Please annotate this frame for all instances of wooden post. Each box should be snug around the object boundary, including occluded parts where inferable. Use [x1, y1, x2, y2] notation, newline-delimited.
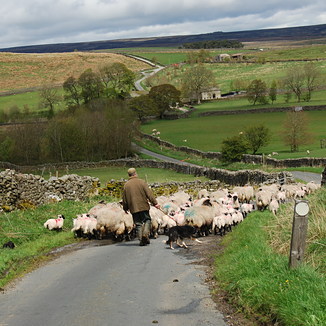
[289, 200, 309, 269]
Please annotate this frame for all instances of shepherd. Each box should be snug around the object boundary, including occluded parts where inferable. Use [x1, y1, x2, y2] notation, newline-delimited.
[122, 168, 160, 246]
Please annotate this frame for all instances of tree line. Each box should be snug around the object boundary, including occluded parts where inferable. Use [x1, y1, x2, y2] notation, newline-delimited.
[182, 40, 244, 49]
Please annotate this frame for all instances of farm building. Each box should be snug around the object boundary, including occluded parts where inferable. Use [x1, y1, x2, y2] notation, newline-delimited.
[201, 87, 221, 101]
[215, 54, 231, 62]
[231, 53, 244, 60]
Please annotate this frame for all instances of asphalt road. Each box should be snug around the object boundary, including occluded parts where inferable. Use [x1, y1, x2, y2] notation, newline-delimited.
[0, 238, 227, 326]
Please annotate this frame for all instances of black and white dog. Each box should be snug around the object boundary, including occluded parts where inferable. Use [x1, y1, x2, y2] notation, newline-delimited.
[166, 225, 202, 250]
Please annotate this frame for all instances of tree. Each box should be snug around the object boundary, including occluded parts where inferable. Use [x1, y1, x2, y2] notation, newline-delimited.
[243, 125, 271, 154]
[246, 79, 268, 105]
[63, 76, 82, 109]
[128, 95, 157, 122]
[78, 69, 103, 104]
[221, 134, 249, 163]
[149, 84, 181, 119]
[282, 66, 305, 102]
[39, 85, 61, 119]
[269, 80, 277, 104]
[303, 62, 320, 102]
[181, 64, 216, 104]
[0, 136, 14, 162]
[99, 63, 135, 98]
[281, 110, 313, 152]
[230, 79, 249, 92]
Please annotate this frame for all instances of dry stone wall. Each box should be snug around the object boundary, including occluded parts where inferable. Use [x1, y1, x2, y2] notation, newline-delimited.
[141, 133, 326, 167]
[322, 167, 326, 187]
[0, 169, 99, 212]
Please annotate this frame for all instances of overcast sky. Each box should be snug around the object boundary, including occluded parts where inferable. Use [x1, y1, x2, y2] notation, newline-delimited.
[1, 0, 325, 49]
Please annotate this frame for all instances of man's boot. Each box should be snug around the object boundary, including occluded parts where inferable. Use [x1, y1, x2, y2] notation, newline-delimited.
[142, 219, 151, 245]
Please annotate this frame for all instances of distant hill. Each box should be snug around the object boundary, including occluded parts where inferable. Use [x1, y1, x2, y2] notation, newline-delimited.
[1, 23, 326, 53]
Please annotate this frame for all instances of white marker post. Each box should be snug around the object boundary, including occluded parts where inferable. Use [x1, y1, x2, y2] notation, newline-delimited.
[289, 200, 310, 269]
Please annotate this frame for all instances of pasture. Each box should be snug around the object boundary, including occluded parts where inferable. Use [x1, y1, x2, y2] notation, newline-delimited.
[155, 60, 326, 93]
[27, 166, 209, 185]
[141, 110, 326, 158]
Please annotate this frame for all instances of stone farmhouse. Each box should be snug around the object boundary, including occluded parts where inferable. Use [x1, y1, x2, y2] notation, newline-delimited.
[201, 87, 221, 101]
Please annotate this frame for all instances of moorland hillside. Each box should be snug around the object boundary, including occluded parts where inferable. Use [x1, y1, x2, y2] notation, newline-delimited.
[1, 23, 325, 53]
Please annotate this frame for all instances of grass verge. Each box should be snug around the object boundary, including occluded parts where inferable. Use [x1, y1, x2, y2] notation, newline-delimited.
[0, 196, 110, 288]
[214, 188, 326, 326]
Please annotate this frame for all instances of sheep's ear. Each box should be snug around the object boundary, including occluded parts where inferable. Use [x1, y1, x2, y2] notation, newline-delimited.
[203, 199, 212, 206]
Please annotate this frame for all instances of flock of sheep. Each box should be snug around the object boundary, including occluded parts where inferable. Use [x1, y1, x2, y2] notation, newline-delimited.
[43, 181, 320, 245]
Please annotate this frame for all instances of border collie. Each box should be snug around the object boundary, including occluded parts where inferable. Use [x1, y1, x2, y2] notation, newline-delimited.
[166, 225, 202, 250]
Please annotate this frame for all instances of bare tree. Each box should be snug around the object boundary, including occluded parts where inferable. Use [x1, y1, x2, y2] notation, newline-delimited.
[283, 63, 321, 102]
[281, 110, 313, 152]
[303, 63, 320, 101]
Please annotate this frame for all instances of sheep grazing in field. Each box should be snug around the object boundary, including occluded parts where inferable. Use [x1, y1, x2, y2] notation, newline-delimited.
[71, 213, 98, 239]
[44, 214, 65, 231]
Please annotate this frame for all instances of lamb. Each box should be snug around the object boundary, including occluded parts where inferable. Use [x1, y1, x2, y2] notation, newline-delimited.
[44, 214, 65, 231]
[240, 203, 254, 217]
[268, 198, 280, 216]
[149, 206, 176, 237]
[71, 213, 98, 239]
[276, 190, 286, 204]
[212, 213, 228, 236]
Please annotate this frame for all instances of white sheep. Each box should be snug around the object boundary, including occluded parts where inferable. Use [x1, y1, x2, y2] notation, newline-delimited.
[92, 203, 134, 240]
[255, 190, 273, 211]
[306, 181, 320, 194]
[71, 213, 97, 239]
[44, 214, 65, 231]
[268, 198, 280, 216]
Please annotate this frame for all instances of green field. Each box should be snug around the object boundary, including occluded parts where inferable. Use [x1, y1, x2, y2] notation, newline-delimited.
[141, 110, 326, 158]
[23, 166, 209, 186]
[190, 90, 326, 113]
[155, 61, 326, 93]
[0, 88, 66, 116]
[103, 44, 326, 66]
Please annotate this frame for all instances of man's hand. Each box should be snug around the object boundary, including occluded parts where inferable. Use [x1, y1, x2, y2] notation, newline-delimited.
[154, 204, 160, 210]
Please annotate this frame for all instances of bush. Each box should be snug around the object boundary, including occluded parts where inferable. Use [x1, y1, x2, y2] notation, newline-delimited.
[221, 134, 249, 163]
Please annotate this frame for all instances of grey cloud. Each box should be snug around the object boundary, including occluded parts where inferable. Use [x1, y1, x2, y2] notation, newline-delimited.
[0, 0, 325, 48]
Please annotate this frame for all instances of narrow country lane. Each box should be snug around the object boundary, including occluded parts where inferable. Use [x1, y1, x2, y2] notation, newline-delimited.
[0, 237, 227, 326]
